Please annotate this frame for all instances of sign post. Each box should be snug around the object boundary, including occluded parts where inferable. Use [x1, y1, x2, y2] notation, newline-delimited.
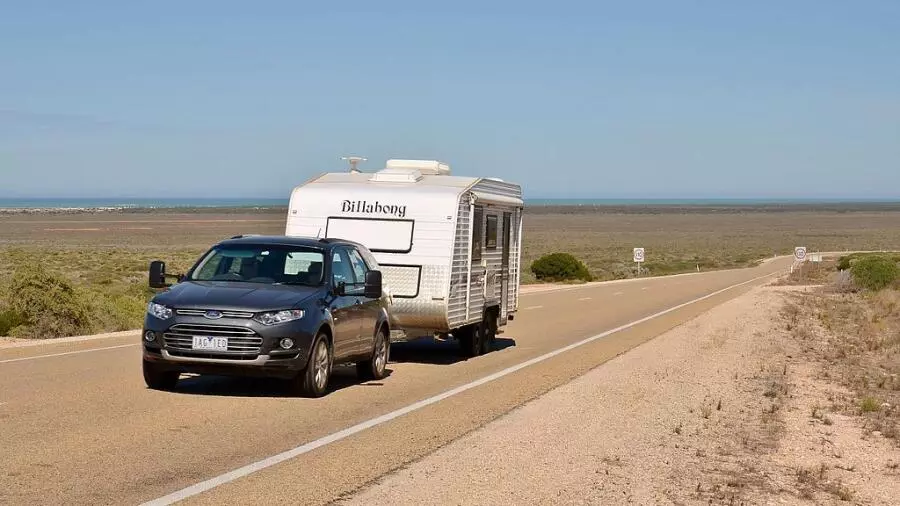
[633, 247, 645, 276]
[794, 246, 807, 280]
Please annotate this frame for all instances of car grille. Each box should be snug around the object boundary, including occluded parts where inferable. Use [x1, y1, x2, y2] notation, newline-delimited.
[175, 309, 254, 319]
[163, 324, 263, 357]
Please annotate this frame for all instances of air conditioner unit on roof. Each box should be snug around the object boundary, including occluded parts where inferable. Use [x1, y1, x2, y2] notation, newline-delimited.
[385, 159, 451, 175]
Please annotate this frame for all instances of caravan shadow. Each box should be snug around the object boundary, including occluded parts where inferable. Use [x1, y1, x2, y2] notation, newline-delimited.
[389, 337, 516, 365]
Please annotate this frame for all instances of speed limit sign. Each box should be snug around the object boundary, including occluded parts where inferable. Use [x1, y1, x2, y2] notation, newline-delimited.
[794, 247, 807, 262]
[633, 247, 645, 263]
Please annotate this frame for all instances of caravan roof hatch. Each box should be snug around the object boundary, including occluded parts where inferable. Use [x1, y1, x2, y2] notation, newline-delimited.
[369, 159, 451, 183]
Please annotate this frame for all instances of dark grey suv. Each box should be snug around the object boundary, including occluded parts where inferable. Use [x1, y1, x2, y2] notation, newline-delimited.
[141, 235, 391, 397]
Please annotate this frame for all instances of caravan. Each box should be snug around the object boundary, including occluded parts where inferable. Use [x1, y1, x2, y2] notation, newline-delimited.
[285, 159, 524, 356]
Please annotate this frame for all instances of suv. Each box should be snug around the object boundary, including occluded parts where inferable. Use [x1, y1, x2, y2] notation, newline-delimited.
[141, 235, 392, 397]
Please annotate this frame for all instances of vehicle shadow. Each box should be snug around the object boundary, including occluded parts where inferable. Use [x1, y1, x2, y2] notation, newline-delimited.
[167, 367, 395, 398]
[389, 337, 516, 365]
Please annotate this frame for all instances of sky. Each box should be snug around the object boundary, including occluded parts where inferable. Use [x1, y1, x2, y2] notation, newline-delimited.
[1, 0, 898, 199]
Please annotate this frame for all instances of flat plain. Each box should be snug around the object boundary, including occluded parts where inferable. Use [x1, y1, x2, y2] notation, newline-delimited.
[2, 203, 900, 337]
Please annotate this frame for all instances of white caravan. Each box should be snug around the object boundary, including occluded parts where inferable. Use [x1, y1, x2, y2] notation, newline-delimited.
[285, 159, 524, 356]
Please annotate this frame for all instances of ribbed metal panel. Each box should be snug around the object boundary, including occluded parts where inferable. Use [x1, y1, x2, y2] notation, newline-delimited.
[471, 179, 523, 200]
[447, 197, 471, 328]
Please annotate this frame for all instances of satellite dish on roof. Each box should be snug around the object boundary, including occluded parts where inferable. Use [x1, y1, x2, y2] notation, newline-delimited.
[341, 156, 366, 174]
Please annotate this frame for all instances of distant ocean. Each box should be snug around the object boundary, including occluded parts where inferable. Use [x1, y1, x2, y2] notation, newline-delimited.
[0, 197, 897, 209]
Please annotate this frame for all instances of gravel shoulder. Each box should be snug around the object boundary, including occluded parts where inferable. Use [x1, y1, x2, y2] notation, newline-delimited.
[337, 283, 900, 505]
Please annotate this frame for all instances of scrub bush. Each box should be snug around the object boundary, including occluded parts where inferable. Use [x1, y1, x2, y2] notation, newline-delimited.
[6, 263, 92, 338]
[850, 255, 899, 292]
[531, 253, 592, 282]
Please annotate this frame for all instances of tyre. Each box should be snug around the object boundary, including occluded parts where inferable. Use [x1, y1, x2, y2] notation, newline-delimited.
[481, 311, 497, 354]
[357, 326, 389, 381]
[457, 322, 484, 357]
[292, 333, 332, 397]
[142, 359, 179, 391]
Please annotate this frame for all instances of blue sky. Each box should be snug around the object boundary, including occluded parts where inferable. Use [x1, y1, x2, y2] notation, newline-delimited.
[1, 0, 898, 199]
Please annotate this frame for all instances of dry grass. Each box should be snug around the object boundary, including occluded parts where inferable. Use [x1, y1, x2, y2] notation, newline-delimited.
[521, 205, 900, 282]
[783, 282, 900, 446]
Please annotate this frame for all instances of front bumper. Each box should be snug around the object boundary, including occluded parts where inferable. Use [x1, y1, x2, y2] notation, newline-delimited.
[143, 347, 306, 379]
[142, 314, 317, 379]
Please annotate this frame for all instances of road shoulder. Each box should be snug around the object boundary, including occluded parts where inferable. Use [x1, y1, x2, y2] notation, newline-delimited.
[337, 283, 900, 505]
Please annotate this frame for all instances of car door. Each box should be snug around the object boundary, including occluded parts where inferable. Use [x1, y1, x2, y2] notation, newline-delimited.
[328, 248, 360, 362]
[346, 246, 380, 356]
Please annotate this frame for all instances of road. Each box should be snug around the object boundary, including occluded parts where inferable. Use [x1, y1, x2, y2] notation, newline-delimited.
[0, 257, 793, 505]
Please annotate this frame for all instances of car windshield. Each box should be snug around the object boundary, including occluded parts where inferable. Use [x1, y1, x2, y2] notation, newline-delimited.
[188, 244, 325, 286]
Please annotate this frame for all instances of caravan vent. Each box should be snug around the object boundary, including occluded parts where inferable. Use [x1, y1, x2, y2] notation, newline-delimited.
[369, 167, 424, 183]
[385, 159, 451, 175]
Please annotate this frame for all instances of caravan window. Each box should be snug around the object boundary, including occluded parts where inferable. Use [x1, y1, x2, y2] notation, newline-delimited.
[326, 217, 414, 253]
[471, 206, 484, 261]
[486, 214, 498, 249]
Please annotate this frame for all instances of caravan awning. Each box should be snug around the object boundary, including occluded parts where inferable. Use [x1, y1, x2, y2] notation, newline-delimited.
[470, 190, 524, 207]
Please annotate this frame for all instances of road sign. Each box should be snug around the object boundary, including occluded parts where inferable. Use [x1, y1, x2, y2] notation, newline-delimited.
[633, 247, 645, 263]
[794, 247, 807, 262]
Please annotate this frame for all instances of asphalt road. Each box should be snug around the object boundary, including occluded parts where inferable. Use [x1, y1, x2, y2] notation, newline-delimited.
[0, 257, 793, 505]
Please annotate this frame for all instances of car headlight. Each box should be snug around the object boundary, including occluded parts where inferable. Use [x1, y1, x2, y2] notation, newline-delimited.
[147, 302, 173, 320]
[253, 309, 305, 326]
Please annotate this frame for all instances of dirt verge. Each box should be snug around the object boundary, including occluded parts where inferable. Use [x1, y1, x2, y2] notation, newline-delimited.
[337, 283, 900, 505]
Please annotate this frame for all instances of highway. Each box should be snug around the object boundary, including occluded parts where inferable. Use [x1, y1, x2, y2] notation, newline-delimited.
[0, 256, 793, 505]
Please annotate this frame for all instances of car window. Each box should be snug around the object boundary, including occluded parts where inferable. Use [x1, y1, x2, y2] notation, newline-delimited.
[347, 248, 368, 283]
[188, 245, 325, 285]
[331, 249, 356, 287]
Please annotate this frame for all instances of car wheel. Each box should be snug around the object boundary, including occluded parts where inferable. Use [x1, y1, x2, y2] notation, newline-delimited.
[357, 327, 389, 381]
[293, 333, 332, 397]
[458, 322, 484, 358]
[142, 359, 179, 391]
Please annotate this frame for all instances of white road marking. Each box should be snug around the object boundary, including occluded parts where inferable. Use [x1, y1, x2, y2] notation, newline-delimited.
[0, 344, 139, 364]
[613, 292, 624, 296]
[140, 271, 779, 506]
[524, 305, 544, 310]
[578, 297, 592, 301]
[641, 287, 649, 291]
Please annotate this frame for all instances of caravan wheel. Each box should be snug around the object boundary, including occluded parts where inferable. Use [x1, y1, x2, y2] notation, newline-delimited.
[457, 322, 484, 358]
[482, 311, 498, 354]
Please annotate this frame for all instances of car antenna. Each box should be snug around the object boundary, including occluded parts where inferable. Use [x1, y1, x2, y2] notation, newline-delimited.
[341, 156, 366, 174]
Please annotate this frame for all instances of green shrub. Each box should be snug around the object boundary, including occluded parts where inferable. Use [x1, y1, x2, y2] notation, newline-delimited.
[530, 253, 592, 282]
[0, 308, 26, 336]
[7, 263, 92, 338]
[850, 255, 900, 291]
[836, 255, 853, 271]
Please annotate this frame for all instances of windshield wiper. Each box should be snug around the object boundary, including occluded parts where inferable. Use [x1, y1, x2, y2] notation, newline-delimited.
[273, 281, 313, 286]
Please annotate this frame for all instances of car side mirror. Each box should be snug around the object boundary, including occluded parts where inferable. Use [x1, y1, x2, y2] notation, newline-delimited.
[333, 281, 347, 297]
[364, 270, 382, 299]
[149, 260, 168, 288]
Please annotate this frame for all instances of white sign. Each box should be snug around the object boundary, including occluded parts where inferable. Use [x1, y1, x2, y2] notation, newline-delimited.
[794, 247, 807, 262]
[809, 253, 822, 263]
[633, 247, 645, 263]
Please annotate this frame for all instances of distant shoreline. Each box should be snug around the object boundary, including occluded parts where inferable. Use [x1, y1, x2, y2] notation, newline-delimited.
[2, 197, 899, 212]
[4, 200, 900, 216]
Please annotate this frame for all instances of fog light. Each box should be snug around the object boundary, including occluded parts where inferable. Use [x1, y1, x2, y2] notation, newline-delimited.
[279, 338, 294, 350]
[143, 331, 156, 342]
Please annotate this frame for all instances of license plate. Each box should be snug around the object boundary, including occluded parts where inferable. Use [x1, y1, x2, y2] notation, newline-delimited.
[192, 336, 228, 352]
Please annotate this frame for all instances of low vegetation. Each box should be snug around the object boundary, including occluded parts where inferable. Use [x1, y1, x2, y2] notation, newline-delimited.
[783, 273, 900, 446]
[530, 253, 592, 282]
[3, 205, 900, 338]
[848, 254, 900, 291]
[0, 247, 200, 339]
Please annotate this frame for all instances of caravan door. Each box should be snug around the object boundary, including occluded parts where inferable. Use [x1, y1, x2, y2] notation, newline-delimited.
[500, 212, 512, 322]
